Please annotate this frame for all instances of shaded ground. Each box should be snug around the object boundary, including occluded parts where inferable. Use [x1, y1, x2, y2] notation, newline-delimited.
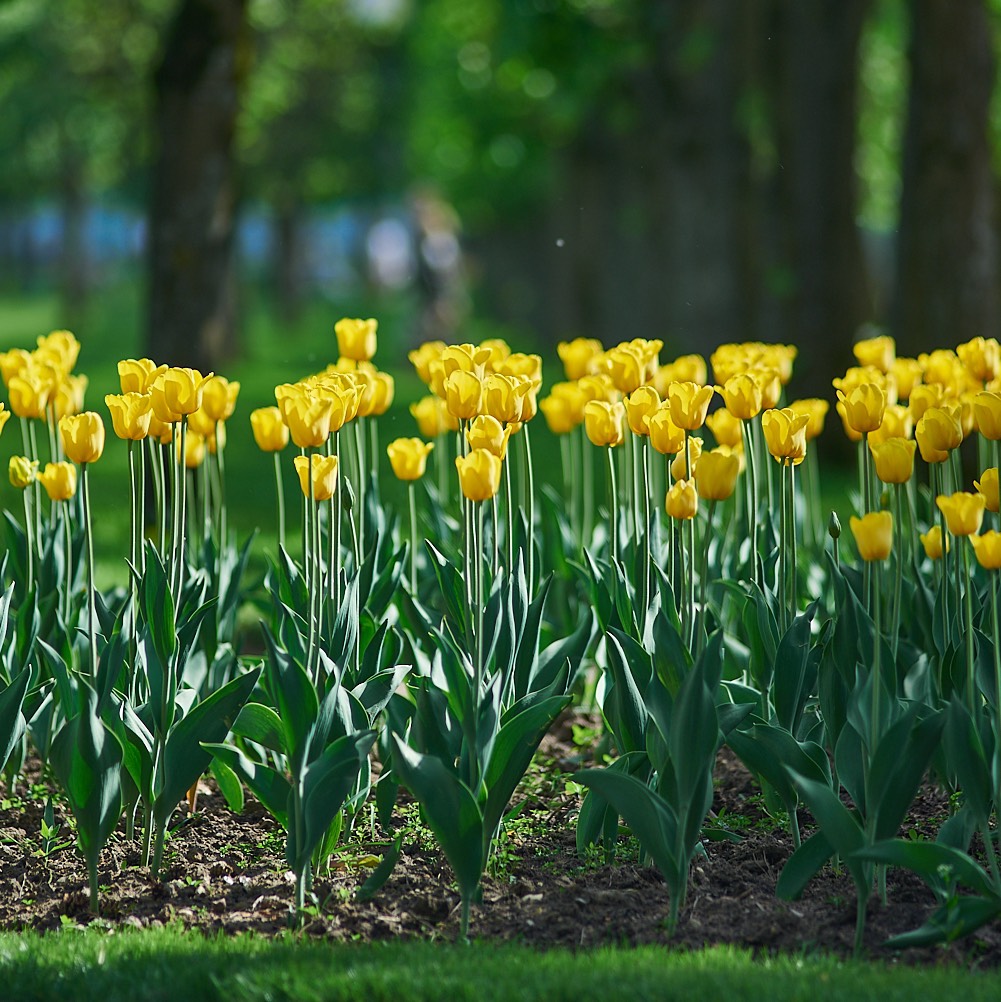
[0, 715, 998, 969]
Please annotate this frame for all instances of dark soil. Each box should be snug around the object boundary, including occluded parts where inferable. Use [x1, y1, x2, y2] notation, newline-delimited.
[1, 714, 998, 968]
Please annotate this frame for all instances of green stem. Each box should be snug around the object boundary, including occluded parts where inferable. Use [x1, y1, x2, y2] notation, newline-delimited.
[354, 419, 366, 557]
[274, 452, 286, 552]
[409, 482, 418, 594]
[871, 561, 882, 758]
[524, 422, 536, 590]
[504, 451, 514, 571]
[607, 446, 619, 565]
[963, 540, 976, 718]
[21, 489, 34, 596]
[891, 484, 904, 662]
[641, 440, 652, 619]
[697, 501, 716, 655]
[789, 462, 798, 623]
[82, 463, 97, 679]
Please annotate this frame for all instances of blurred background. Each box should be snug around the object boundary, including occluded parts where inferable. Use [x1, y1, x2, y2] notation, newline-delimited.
[0, 0, 997, 560]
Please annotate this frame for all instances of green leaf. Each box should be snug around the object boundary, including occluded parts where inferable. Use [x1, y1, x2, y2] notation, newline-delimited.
[210, 757, 245, 813]
[140, 546, 176, 662]
[390, 737, 484, 902]
[602, 631, 648, 754]
[356, 834, 403, 902]
[776, 829, 834, 900]
[154, 667, 261, 827]
[575, 767, 683, 900]
[0, 668, 30, 775]
[885, 896, 1001, 948]
[482, 695, 570, 838]
[856, 839, 998, 900]
[232, 702, 286, 755]
[201, 742, 290, 827]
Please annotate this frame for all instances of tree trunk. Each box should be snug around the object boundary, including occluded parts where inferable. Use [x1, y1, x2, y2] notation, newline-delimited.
[146, 0, 249, 371]
[767, 0, 872, 396]
[893, 0, 997, 355]
[273, 197, 305, 326]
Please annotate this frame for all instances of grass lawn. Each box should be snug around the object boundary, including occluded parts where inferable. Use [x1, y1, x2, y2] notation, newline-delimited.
[2, 929, 999, 1002]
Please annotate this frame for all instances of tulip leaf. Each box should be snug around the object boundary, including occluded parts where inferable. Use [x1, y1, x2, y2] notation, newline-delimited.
[885, 896, 1001, 948]
[264, 628, 318, 771]
[356, 834, 404, 903]
[201, 742, 290, 827]
[154, 666, 261, 827]
[776, 829, 834, 900]
[232, 701, 286, 755]
[602, 631, 648, 754]
[856, 838, 998, 900]
[772, 604, 817, 734]
[390, 737, 485, 902]
[0, 668, 30, 775]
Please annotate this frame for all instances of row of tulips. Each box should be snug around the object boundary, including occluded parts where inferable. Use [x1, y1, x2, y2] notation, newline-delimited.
[2, 320, 1001, 950]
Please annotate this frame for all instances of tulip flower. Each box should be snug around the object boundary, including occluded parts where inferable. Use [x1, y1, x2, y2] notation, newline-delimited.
[178, 430, 206, 469]
[36, 461, 76, 502]
[59, 412, 105, 465]
[666, 478, 698, 520]
[936, 492, 987, 537]
[444, 370, 483, 422]
[479, 337, 511, 368]
[604, 344, 646, 394]
[387, 438, 435, 481]
[283, 394, 335, 449]
[539, 393, 577, 435]
[624, 386, 661, 437]
[838, 383, 886, 435]
[155, 367, 212, 419]
[671, 436, 703, 481]
[761, 408, 809, 465]
[8, 371, 49, 419]
[53, 374, 88, 419]
[408, 341, 446, 384]
[465, 415, 513, 459]
[482, 373, 529, 425]
[648, 406, 685, 455]
[9, 455, 37, 489]
[370, 372, 395, 416]
[334, 317, 378, 362]
[294, 453, 339, 502]
[849, 511, 893, 561]
[705, 407, 743, 448]
[557, 337, 603, 380]
[695, 448, 740, 502]
[974, 391, 1001, 441]
[119, 358, 165, 394]
[976, 468, 1000, 514]
[0, 404, 10, 438]
[716, 374, 762, 421]
[668, 382, 714, 431]
[495, 352, 543, 382]
[105, 393, 152, 441]
[919, 525, 947, 560]
[201, 376, 240, 422]
[853, 334, 895, 373]
[869, 437, 916, 485]
[455, 448, 502, 502]
[583, 400, 625, 448]
[958, 336, 1000, 383]
[971, 531, 1001, 570]
[249, 406, 288, 452]
[410, 395, 457, 438]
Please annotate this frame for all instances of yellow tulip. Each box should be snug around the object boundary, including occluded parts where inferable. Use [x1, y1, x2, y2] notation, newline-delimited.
[974, 391, 1001, 440]
[717, 374, 762, 421]
[151, 367, 212, 422]
[919, 525, 947, 560]
[957, 337, 1000, 382]
[408, 341, 446, 384]
[516, 379, 539, 423]
[557, 337, 603, 380]
[53, 374, 88, 420]
[178, 430, 206, 469]
[442, 343, 492, 380]
[624, 386, 661, 437]
[479, 337, 511, 368]
[250, 406, 289, 452]
[869, 437, 916, 485]
[294, 453, 339, 501]
[671, 436, 703, 481]
[8, 371, 49, 419]
[105, 393, 152, 441]
[482, 373, 528, 424]
[668, 381, 714, 431]
[705, 407, 743, 448]
[201, 376, 240, 422]
[455, 448, 502, 502]
[495, 352, 542, 382]
[410, 395, 456, 438]
[370, 372, 395, 416]
[868, 403, 913, 445]
[920, 348, 963, 387]
[36, 461, 77, 501]
[849, 511, 893, 561]
[853, 333, 895, 373]
[761, 408, 809, 465]
[35, 330, 80, 374]
[59, 412, 105, 464]
[891, 357, 923, 401]
[751, 368, 782, 410]
[583, 400, 625, 448]
[118, 358, 165, 394]
[577, 373, 618, 403]
[148, 414, 173, 445]
[466, 415, 513, 459]
[387, 438, 434, 481]
[761, 344, 797, 385]
[975, 468, 999, 514]
[0, 348, 31, 386]
[187, 407, 216, 438]
[648, 405, 685, 455]
[444, 370, 483, 421]
[695, 448, 740, 501]
[936, 491, 987, 536]
[8, 455, 38, 489]
[334, 317, 378, 362]
[788, 398, 830, 441]
[283, 394, 335, 449]
[971, 531, 1001, 570]
[0, 404, 9, 437]
[916, 407, 963, 462]
[539, 393, 576, 435]
[604, 344, 646, 394]
[666, 478, 698, 520]
[835, 400, 863, 443]
[837, 383, 886, 435]
[710, 343, 753, 386]
[908, 383, 944, 424]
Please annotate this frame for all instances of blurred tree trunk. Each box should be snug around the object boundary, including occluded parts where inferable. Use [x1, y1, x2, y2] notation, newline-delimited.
[893, 0, 997, 353]
[767, 0, 872, 396]
[147, 0, 249, 370]
[273, 195, 305, 326]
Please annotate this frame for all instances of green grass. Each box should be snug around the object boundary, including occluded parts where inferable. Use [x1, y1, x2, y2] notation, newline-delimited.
[0, 929, 997, 1002]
